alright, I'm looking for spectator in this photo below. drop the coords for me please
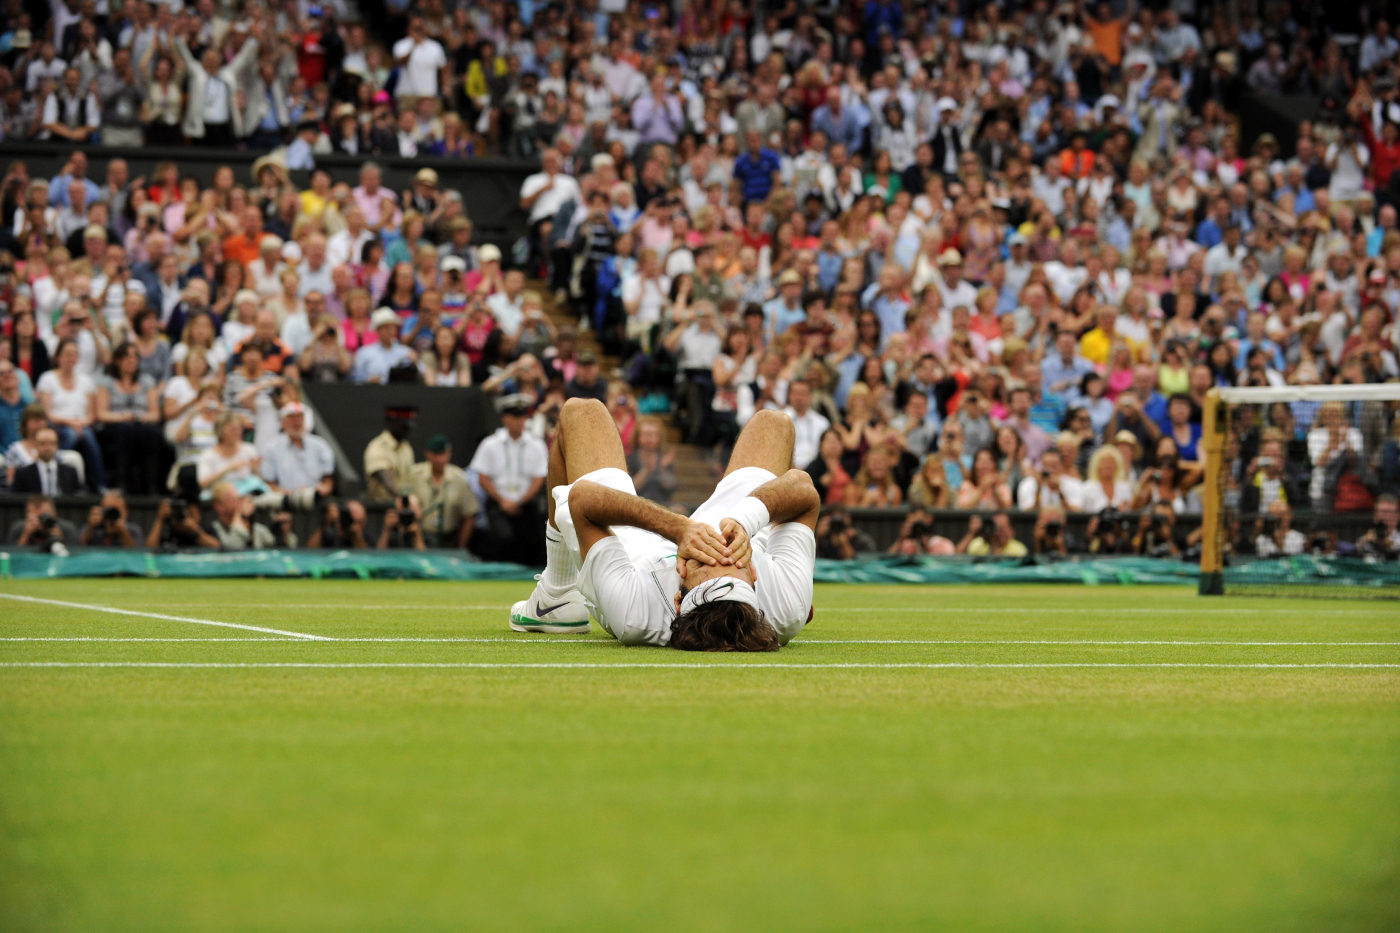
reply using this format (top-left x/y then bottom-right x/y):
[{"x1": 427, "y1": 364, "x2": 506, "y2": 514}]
[
  {"x1": 10, "y1": 426, "x2": 80, "y2": 495},
  {"x1": 627, "y1": 421, "x2": 678, "y2": 506},
  {"x1": 80, "y1": 490, "x2": 142, "y2": 547},
  {"x1": 260, "y1": 402, "x2": 335, "y2": 510},
  {"x1": 1080, "y1": 446, "x2": 1134, "y2": 514},
  {"x1": 0, "y1": 359, "x2": 26, "y2": 450},
  {"x1": 95, "y1": 342, "x2": 163, "y2": 495},
  {"x1": 408, "y1": 434, "x2": 479, "y2": 549},
  {"x1": 1357, "y1": 494, "x2": 1400, "y2": 558},
  {"x1": 1253, "y1": 500, "x2": 1306, "y2": 557},
  {"x1": 36, "y1": 338, "x2": 104, "y2": 491},
  {"x1": 1033, "y1": 507, "x2": 1070, "y2": 556},
  {"x1": 1017, "y1": 448, "x2": 1083, "y2": 513},
  {"x1": 565, "y1": 350, "x2": 607, "y2": 403},
  {"x1": 351, "y1": 309, "x2": 416, "y2": 384},
  {"x1": 206, "y1": 481, "x2": 275, "y2": 550}
]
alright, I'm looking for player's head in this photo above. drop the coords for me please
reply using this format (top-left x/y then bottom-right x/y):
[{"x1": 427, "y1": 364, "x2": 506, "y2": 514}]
[{"x1": 671, "y1": 575, "x2": 779, "y2": 652}]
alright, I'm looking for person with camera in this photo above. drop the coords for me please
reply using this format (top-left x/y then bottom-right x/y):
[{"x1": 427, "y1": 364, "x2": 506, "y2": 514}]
[
  {"x1": 7, "y1": 495, "x2": 78, "y2": 549},
  {"x1": 1253, "y1": 500, "x2": 1306, "y2": 557},
  {"x1": 307, "y1": 501, "x2": 369, "y2": 550},
  {"x1": 378, "y1": 495, "x2": 427, "y2": 550},
  {"x1": 146, "y1": 497, "x2": 220, "y2": 550},
  {"x1": 1016, "y1": 447, "x2": 1083, "y2": 512},
  {"x1": 1132, "y1": 503, "x2": 1181, "y2": 558},
  {"x1": 81, "y1": 490, "x2": 142, "y2": 547},
  {"x1": 1033, "y1": 506, "x2": 1070, "y2": 556},
  {"x1": 956, "y1": 513, "x2": 1028, "y2": 557},
  {"x1": 815, "y1": 507, "x2": 873, "y2": 560},
  {"x1": 887, "y1": 508, "x2": 956, "y2": 557},
  {"x1": 1085, "y1": 507, "x2": 1134, "y2": 555},
  {"x1": 1357, "y1": 494, "x2": 1400, "y2": 558}
]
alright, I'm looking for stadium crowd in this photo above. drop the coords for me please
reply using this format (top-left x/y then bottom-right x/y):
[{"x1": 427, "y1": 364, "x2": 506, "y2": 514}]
[{"x1": 1, "y1": 0, "x2": 1399, "y2": 562}]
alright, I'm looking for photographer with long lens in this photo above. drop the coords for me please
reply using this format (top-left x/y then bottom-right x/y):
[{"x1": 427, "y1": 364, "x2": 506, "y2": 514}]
[
  {"x1": 146, "y1": 497, "x2": 221, "y2": 550},
  {"x1": 1085, "y1": 507, "x2": 1134, "y2": 555},
  {"x1": 378, "y1": 495, "x2": 426, "y2": 550},
  {"x1": 80, "y1": 490, "x2": 141, "y2": 547},
  {"x1": 7, "y1": 495, "x2": 78, "y2": 552},
  {"x1": 1033, "y1": 506, "x2": 1070, "y2": 556}
]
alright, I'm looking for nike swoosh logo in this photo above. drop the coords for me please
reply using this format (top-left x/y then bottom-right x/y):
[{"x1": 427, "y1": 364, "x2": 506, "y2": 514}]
[{"x1": 536, "y1": 601, "x2": 569, "y2": 617}]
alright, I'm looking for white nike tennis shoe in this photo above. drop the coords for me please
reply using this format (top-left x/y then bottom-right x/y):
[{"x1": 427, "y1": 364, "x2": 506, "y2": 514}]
[{"x1": 509, "y1": 578, "x2": 591, "y2": 634}]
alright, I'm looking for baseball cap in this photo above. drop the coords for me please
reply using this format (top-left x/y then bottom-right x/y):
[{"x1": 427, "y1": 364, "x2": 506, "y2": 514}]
[
  {"x1": 278, "y1": 402, "x2": 306, "y2": 419},
  {"x1": 83, "y1": 224, "x2": 106, "y2": 241},
  {"x1": 1009, "y1": 232, "x2": 1028, "y2": 246},
  {"x1": 370, "y1": 308, "x2": 400, "y2": 330},
  {"x1": 777, "y1": 269, "x2": 803, "y2": 286},
  {"x1": 937, "y1": 248, "x2": 964, "y2": 266},
  {"x1": 479, "y1": 243, "x2": 502, "y2": 263},
  {"x1": 425, "y1": 434, "x2": 451, "y2": 453},
  {"x1": 936, "y1": 96, "x2": 958, "y2": 111},
  {"x1": 415, "y1": 167, "x2": 439, "y2": 187},
  {"x1": 440, "y1": 255, "x2": 467, "y2": 273},
  {"x1": 577, "y1": 350, "x2": 598, "y2": 365}
]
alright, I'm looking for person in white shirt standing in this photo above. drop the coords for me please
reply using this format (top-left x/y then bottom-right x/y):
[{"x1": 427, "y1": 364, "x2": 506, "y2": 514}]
[
  {"x1": 392, "y1": 14, "x2": 448, "y2": 102},
  {"x1": 781, "y1": 379, "x2": 830, "y2": 468},
  {"x1": 470, "y1": 394, "x2": 550, "y2": 565},
  {"x1": 519, "y1": 148, "x2": 581, "y2": 273},
  {"x1": 508, "y1": 399, "x2": 819, "y2": 652}
]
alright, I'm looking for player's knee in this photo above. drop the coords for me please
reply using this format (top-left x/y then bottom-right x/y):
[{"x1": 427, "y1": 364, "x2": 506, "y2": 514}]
[
  {"x1": 560, "y1": 396, "x2": 607, "y2": 427},
  {"x1": 751, "y1": 408, "x2": 795, "y2": 439}
]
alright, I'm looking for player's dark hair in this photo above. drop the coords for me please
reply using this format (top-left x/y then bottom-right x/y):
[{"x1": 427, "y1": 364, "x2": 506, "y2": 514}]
[{"x1": 671, "y1": 585, "x2": 780, "y2": 652}]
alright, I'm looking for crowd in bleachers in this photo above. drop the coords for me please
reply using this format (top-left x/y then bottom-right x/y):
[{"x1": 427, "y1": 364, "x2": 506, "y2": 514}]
[{"x1": 1, "y1": 0, "x2": 1399, "y2": 561}]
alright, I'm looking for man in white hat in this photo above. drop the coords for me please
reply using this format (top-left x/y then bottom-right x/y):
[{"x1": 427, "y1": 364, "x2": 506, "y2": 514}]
[
  {"x1": 931, "y1": 96, "x2": 963, "y2": 179},
  {"x1": 351, "y1": 308, "x2": 415, "y2": 384},
  {"x1": 508, "y1": 399, "x2": 818, "y2": 651},
  {"x1": 259, "y1": 402, "x2": 335, "y2": 510},
  {"x1": 934, "y1": 247, "x2": 977, "y2": 313}
]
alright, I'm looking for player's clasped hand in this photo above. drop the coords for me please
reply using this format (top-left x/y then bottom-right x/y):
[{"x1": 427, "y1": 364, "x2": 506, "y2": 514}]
[
  {"x1": 719, "y1": 518, "x2": 751, "y2": 570},
  {"x1": 676, "y1": 520, "x2": 731, "y2": 569}
]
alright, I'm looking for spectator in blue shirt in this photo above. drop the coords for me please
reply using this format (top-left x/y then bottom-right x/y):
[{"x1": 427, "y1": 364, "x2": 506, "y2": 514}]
[
  {"x1": 352, "y1": 309, "x2": 416, "y2": 384},
  {"x1": 1041, "y1": 330, "x2": 1097, "y2": 402},
  {"x1": 862, "y1": 0, "x2": 903, "y2": 47},
  {"x1": 1234, "y1": 311, "x2": 1286, "y2": 372},
  {"x1": 810, "y1": 86, "x2": 864, "y2": 155},
  {"x1": 763, "y1": 269, "x2": 808, "y2": 335},
  {"x1": 733, "y1": 130, "x2": 782, "y2": 205}
]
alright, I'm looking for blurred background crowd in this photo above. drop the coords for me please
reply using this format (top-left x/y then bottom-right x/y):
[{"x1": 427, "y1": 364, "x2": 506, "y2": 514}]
[{"x1": 0, "y1": 0, "x2": 1398, "y2": 564}]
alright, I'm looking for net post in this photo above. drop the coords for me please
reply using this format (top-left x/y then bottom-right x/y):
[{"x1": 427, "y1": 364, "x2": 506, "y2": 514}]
[{"x1": 1199, "y1": 388, "x2": 1226, "y2": 595}]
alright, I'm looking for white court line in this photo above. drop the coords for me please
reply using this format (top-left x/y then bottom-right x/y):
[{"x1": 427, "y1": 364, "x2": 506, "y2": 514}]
[
  {"x1": 0, "y1": 593, "x2": 331, "y2": 641},
  {"x1": 798, "y1": 639, "x2": 1400, "y2": 646},
  {"x1": 3, "y1": 662, "x2": 1397, "y2": 670},
  {"x1": 84, "y1": 603, "x2": 515, "y2": 611}
]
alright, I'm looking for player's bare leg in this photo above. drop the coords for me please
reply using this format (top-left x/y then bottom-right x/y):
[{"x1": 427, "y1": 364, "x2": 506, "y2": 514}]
[
  {"x1": 725, "y1": 409, "x2": 795, "y2": 476},
  {"x1": 512, "y1": 399, "x2": 629, "y2": 634}
]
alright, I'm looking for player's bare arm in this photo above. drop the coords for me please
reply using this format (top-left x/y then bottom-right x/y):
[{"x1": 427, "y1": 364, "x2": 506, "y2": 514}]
[{"x1": 568, "y1": 480, "x2": 733, "y2": 566}]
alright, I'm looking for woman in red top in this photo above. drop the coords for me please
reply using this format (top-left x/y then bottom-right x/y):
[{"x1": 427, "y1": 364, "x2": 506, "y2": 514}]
[{"x1": 340, "y1": 287, "x2": 376, "y2": 354}]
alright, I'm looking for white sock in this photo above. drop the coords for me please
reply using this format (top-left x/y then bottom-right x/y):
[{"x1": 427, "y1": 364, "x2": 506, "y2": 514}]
[{"x1": 541, "y1": 525, "x2": 579, "y2": 594}]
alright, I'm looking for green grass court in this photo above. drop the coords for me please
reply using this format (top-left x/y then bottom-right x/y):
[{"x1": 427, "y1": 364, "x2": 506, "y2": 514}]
[{"x1": 1, "y1": 579, "x2": 1397, "y2": 931}]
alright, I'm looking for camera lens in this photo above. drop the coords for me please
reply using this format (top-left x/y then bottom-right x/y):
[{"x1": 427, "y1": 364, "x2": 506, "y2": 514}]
[{"x1": 102, "y1": 507, "x2": 121, "y2": 524}]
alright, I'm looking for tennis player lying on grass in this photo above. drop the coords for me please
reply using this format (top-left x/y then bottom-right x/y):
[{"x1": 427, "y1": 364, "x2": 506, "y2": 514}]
[{"x1": 509, "y1": 398, "x2": 819, "y2": 651}]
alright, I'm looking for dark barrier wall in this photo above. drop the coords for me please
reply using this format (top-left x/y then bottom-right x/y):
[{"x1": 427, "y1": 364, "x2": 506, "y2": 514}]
[
  {"x1": 1238, "y1": 92, "x2": 1320, "y2": 158},
  {"x1": 0, "y1": 142, "x2": 539, "y2": 248},
  {"x1": 302, "y1": 383, "x2": 501, "y2": 486}
]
